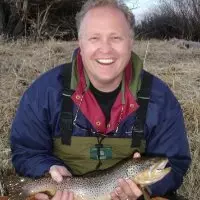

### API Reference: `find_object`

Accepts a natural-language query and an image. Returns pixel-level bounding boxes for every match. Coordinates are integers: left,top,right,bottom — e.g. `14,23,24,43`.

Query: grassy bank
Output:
0,38,199,199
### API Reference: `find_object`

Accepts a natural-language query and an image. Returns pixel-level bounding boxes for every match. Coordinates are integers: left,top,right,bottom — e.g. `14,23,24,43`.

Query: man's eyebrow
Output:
109,32,123,36
88,32,100,36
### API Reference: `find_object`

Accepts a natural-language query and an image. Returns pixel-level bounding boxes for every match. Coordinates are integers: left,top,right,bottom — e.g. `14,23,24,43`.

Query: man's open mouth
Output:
96,59,115,65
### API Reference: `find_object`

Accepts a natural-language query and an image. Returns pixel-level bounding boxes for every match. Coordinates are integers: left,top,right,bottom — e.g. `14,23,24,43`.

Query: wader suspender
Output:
59,63,74,145
132,71,153,151
59,64,153,148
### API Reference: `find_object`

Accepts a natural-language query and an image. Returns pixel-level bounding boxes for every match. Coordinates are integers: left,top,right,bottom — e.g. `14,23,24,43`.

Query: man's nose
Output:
99,39,112,53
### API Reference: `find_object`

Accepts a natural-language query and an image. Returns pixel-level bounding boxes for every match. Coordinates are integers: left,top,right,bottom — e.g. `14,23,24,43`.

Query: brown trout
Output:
4,157,171,200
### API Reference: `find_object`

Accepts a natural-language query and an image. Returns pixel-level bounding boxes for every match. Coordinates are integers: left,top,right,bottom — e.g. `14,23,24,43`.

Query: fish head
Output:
127,157,171,186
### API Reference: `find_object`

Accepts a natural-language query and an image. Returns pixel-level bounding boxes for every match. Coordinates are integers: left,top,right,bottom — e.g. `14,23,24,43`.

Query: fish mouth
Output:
150,158,168,171
133,158,171,186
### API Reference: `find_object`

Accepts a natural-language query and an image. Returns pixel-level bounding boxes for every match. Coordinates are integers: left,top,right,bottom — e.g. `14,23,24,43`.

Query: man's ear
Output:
130,38,134,49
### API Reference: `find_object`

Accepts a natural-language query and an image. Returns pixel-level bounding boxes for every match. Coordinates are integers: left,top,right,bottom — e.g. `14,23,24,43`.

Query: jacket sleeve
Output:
146,82,191,196
10,86,65,178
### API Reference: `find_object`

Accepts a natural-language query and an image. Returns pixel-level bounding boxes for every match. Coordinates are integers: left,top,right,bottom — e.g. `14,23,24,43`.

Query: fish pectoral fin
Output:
139,186,151,200
40,190,55,198
26,195,41,200
29,190,55,199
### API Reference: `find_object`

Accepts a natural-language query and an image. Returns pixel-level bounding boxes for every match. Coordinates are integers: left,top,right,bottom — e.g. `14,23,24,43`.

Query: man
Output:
10,0,191,200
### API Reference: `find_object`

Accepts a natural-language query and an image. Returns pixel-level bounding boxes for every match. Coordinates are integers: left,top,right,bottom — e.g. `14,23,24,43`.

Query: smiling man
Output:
10,0,191,200
78,5,133,93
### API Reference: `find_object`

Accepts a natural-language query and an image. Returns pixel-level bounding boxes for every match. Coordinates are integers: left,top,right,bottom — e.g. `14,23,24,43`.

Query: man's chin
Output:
97,77,115,84
94,77,121,89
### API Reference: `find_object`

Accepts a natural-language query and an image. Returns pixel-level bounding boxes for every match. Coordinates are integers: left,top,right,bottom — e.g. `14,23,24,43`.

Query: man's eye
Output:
112,36,122,40
89,37,98,41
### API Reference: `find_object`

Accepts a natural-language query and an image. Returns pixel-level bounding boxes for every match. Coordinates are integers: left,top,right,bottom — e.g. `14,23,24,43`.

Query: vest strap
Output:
132,71,153,150
59,63,153,150
59,63,74,145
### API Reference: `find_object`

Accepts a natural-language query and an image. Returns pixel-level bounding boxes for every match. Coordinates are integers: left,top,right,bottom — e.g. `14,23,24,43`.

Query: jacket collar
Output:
70,48,143,133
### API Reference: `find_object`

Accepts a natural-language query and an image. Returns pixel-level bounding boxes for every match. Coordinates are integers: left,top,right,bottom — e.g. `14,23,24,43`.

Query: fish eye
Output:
156,169,163,173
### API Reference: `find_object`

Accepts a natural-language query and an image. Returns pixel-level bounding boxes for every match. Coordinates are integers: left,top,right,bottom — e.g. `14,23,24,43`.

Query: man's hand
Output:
49,165,72,183
35,190,73,200
110,152,143,200
35,165,73,200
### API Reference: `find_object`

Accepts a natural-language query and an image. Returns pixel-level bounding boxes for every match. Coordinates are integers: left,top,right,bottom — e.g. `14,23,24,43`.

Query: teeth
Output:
97,59,114,64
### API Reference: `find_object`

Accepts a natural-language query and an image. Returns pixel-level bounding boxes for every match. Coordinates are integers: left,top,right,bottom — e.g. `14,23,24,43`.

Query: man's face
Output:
78,6,133,90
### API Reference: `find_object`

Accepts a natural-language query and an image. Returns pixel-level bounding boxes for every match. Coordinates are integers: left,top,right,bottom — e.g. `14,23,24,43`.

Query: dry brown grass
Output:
0,38,199,199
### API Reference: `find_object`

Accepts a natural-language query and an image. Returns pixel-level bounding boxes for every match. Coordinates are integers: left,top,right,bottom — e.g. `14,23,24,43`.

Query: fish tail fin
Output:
0,170,28,199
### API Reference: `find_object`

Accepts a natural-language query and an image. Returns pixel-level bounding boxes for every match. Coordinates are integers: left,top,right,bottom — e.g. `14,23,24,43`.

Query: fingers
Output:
35,193,49,200
118,178,135,198
57,166,72,177
111,178,142,200
116,186,129,200
49,166,63,183
125,179,142,197
110,190,120,200
133,152,141,159
51,190,74,200
49,165,72,183
66,191,74,200
35,191,74,200
110,153,142,200
38,166,73,199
